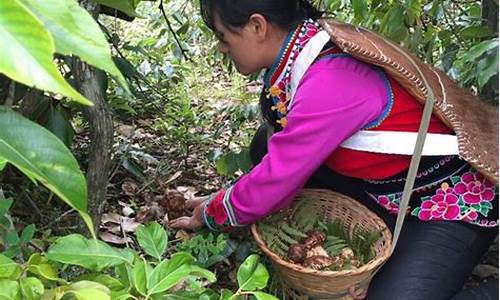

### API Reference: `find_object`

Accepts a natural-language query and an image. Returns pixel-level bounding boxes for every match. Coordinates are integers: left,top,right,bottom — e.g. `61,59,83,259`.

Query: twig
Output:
48,209,76,227
159,0,191,61
24,193,43,219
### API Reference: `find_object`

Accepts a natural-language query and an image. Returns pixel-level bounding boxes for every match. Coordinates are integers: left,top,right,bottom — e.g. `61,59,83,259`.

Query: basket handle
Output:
385,43,436,253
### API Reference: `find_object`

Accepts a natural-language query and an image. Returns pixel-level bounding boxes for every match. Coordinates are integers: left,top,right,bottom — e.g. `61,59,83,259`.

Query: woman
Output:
170,1,499,299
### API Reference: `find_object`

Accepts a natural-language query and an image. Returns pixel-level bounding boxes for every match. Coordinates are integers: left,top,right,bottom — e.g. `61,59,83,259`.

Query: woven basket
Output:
251,189,392,300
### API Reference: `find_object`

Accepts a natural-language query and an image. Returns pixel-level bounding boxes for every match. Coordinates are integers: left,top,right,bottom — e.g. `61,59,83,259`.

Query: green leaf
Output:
0,107,94,235
39,286,68,300
6,230,20,246
20,277,44,300
0,254,22,280
20,0,129,93
462,38,499,62
219,290,237,300
147,253,215,296
249,292,279,300
351,0,368,23
460,25,494,39
92,0,141,18
478,52,499,89
27,253,62,282
46,234,133,272
136,222,168,261
237,255,269,291
380,4,405,35
0,157,7,172
45,105,74,148
113,57,142,79
115,264,133,288
0,199,13,216
67,281,111,300
75,274,124,292
132,258,151,296
0,279,20,300
21,224,36,243
0,0,91,105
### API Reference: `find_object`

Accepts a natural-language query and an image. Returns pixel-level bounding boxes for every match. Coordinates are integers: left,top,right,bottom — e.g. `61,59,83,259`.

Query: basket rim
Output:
251,189,393,277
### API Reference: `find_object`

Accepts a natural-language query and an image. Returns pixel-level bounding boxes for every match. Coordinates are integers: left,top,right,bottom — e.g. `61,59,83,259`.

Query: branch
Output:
159,0,191,61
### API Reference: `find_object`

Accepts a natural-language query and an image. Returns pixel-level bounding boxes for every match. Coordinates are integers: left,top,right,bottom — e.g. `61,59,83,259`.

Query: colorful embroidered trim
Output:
364,156,455,185
366,167,498,228
263,19,324,128
363,68,394,129
203,189,232,232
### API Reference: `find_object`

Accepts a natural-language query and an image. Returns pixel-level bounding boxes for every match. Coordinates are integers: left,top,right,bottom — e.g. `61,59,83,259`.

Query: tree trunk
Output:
482,0,498,34
73,0,113,235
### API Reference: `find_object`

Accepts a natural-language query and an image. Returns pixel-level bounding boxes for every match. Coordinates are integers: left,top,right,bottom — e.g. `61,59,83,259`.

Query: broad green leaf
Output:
380,4,405,35
147,253,215,296
0,279,20,300
46,234,133,272
136,222,168,260
460,25,494,39
27,253,62,282
45,105,74,148
163,290,217,300
113,57,142,79
249,292,279,300
67,281,111,300
463,38,499,62
351,0,368,23
6,230,19,246
0,254,22,280
115,264,133,288
237,255,269,291
39,286,67,300
132,258,151,296
92,0,141,17
20,0,129,93
20,277,44,300
0,108,93,235
478,52,499,88
0,199,13,216
0,157,7,171
75,274,124,291
21,224,36,243
0,0,91,105
111,290,135,300
219,290,235,300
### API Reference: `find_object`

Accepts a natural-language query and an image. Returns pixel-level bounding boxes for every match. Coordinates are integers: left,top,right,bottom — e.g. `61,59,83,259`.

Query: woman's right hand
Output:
169,196,207,230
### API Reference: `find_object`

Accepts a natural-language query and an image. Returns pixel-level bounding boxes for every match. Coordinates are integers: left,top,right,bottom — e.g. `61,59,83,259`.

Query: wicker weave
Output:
251,189,392,299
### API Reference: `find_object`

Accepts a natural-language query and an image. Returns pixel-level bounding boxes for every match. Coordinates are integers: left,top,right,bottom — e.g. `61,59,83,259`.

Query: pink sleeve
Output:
214,57,389,227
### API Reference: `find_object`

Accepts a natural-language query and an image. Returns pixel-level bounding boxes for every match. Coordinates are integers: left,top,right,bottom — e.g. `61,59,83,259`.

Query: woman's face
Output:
213,14,268,75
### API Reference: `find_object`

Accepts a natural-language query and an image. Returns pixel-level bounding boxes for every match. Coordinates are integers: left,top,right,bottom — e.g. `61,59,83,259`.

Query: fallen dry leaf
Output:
121,217,141,233
101,213,122,225
99,231,133,245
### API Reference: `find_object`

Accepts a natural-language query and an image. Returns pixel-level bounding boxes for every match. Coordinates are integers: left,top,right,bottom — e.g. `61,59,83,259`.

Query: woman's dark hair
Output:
200,0,322,32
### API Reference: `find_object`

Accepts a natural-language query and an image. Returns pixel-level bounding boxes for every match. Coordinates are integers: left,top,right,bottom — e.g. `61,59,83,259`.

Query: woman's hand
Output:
169,196,207,230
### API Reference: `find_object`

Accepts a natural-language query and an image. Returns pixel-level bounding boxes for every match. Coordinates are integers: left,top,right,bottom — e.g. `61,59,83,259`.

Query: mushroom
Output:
287,243,308,263
303,255,334,270
302,230,327,249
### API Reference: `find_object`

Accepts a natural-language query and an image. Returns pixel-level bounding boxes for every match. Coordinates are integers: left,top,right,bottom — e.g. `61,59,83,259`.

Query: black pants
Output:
250,124,498,300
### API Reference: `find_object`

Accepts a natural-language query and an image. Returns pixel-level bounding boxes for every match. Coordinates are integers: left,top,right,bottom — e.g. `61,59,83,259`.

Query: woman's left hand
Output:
169,196,207,230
